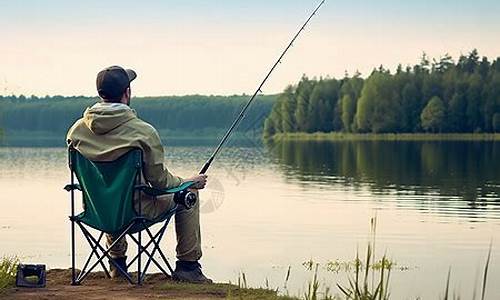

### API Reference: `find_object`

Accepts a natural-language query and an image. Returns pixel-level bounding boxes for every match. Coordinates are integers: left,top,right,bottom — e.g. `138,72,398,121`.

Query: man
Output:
66,66,211,283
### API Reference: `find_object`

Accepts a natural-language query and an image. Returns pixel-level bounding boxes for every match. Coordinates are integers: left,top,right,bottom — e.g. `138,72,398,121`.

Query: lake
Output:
0,140,499,299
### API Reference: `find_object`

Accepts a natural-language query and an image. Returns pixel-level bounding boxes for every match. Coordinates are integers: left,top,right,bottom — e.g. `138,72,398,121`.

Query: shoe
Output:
109,256,128,279
172,261,213,284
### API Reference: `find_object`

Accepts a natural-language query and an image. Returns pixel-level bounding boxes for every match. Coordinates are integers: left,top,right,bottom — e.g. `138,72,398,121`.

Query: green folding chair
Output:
64,147,196,285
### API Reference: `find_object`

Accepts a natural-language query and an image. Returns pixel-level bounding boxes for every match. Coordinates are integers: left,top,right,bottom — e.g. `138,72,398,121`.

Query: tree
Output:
401,82,420,132
493,113,500,133
341,94,355,132
280,86,297,133
356,72,401,133
421,96,446,132
263,118,276,138
465,73,483,131
448,91,467,132
311,79,338,132
294,76,314,132
339,76,363,132
308,81,324,132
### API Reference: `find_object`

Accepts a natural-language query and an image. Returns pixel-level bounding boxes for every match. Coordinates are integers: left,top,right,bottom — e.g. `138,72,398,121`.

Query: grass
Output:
439,242,492,300
269,132,500,141
332,217,391,300
481,243,492,300
0,256,18,292
160,280,298,300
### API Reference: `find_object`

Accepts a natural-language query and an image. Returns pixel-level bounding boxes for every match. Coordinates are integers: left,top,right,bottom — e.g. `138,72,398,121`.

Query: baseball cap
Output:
96,66,137,100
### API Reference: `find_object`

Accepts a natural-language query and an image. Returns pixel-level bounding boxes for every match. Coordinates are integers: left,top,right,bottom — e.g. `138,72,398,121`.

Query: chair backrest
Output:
70,148,142,233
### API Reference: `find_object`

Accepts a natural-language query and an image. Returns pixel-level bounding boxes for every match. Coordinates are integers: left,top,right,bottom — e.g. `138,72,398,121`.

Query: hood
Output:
83,102,137,135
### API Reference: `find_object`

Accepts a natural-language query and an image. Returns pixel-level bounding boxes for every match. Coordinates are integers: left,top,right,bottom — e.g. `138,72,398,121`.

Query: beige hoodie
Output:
66,102,182,189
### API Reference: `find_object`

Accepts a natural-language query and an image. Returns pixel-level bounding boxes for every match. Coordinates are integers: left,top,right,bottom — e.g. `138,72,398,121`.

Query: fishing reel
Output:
173,189,197,209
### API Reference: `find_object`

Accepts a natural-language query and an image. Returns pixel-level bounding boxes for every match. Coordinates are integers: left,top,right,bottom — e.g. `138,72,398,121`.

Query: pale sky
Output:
1,0,499,97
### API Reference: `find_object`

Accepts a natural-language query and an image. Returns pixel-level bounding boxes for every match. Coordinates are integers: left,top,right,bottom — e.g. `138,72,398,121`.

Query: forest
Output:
0,94,275,145
264,50,500,136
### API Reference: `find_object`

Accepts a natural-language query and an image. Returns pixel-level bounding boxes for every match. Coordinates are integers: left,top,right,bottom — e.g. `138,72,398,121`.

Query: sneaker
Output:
109,256,128,279
172,261,213,284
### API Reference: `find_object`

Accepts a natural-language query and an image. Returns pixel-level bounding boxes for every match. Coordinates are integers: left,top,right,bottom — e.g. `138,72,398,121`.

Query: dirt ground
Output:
3,269,231,300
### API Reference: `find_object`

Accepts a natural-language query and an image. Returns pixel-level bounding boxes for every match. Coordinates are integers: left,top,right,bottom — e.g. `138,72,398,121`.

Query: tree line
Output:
264,50,500,136
0,94,275,140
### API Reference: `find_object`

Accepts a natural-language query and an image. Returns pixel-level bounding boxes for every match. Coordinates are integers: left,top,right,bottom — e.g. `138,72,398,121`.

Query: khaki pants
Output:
106,191,202,262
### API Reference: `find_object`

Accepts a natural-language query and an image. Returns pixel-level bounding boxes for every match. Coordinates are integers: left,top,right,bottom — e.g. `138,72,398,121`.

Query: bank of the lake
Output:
268,132,500,141
3,269,295,300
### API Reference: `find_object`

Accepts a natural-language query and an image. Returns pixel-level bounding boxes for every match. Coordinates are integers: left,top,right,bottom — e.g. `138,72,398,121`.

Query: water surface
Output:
0,141,499,299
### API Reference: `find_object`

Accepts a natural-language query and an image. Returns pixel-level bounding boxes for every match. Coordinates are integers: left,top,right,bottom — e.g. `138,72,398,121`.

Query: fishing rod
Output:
199,0,326,175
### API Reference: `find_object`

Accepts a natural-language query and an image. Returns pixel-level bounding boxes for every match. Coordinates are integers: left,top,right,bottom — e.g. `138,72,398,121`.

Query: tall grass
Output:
440,242,492,300
0,256,18,292
336,217,391,300
480,243,492,300
304,263,320,300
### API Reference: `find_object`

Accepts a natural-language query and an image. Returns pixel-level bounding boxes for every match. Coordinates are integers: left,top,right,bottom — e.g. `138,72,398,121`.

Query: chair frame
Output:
65,148,184,285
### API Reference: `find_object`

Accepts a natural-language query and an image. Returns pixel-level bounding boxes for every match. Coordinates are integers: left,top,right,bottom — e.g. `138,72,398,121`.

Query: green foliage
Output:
492,113,500,132
295,76,315,132
281,86,297,133
340,95,355,132
421,96,446,132
0,256,18,292
357,72,402,133
0,94,276,144
264,50,500,136
401,82,420,132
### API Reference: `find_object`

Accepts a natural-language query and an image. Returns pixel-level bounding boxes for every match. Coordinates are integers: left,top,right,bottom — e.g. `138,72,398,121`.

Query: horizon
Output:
2,50,496,98
1,0,500,97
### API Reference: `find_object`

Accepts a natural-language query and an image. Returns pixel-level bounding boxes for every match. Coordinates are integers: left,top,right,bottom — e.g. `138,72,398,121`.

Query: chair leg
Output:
128,233,170,276
77,231,111,281
71,218,77,285
140,224,168,280
77,222,135,284
70,188,77,286
143,226,174,274
127,227,163,268
137,223,141,285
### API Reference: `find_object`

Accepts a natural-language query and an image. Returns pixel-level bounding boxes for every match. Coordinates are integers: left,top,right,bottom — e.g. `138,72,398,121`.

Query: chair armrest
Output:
64,184,81,191
137,181,195,196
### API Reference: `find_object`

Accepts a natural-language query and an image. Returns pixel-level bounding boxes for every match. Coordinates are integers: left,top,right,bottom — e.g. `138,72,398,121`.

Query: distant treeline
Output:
0,94,276,144
264,50,500,136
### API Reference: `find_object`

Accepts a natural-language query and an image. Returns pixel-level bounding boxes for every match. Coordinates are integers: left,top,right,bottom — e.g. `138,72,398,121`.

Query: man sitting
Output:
66,66,211,283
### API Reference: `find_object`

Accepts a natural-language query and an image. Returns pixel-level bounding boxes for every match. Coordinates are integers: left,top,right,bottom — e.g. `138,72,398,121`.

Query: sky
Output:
1,0,499,97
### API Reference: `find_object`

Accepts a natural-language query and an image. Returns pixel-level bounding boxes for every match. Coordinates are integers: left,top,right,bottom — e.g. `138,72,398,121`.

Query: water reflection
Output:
267,140,500,216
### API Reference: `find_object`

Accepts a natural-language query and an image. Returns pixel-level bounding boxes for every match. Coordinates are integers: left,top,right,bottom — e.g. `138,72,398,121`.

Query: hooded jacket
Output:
66,102,182,189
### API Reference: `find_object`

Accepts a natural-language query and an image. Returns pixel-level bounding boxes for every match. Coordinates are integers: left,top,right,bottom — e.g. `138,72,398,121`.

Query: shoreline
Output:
268,132,500,141
3,269,292,300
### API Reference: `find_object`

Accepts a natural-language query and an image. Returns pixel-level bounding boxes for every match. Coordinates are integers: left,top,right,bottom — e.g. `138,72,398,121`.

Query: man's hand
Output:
185,174,208,190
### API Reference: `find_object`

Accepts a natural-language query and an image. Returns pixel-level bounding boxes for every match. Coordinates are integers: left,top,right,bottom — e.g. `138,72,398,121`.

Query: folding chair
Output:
64,147,195,285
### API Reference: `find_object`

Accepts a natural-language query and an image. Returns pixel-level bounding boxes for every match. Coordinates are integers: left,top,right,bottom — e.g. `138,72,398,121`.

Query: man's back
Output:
67,102,182,189
65,65,210,283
